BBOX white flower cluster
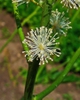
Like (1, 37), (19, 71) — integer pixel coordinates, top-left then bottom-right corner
(50, 9), (72, 35)
(22, 26), (61, 65)
(61, 0), (80, 9)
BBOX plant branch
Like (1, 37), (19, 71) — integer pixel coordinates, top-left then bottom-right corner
(35, 47), (80, 100)
(0, 29), (17, 53)
(21, 6), (40, 26)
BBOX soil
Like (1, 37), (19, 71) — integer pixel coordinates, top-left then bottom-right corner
(0, 10), (80, 100)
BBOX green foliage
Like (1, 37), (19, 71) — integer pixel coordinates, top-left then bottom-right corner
(55, 32), (80, 72)
(63, 93), (73, 100)
(0, 0), (13, 12)
(0, 0), (80, 83)
(51, 2), (80, 72)
(0, 0), (41, 27)
(18, 3), (41, 27)
(36, 70), (80, 84)
(20, 67), (80, 84)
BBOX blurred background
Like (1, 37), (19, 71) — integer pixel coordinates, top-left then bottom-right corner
(0, 0), (80, 100)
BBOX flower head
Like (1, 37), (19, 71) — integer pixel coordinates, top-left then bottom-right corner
(50, 9), (72, 35)
(22, 26), (61, 65)
(61, 0), (80, 9)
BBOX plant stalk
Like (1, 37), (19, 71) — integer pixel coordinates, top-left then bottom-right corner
(12, 1), (28, 51)
(24, 59), (40, 100)
(11, 1), (40, 100)
(34, 47), (80, 100)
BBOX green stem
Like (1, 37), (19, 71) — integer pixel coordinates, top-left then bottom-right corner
(12, 1), (28, 51)
(24, 59), (40, 100)
(0, 29), (17, 53)
(18, 27), (28, 51)
(34, 48), (80, 100)
(36, 65), (45, 82)
(21, 6), (40, 26)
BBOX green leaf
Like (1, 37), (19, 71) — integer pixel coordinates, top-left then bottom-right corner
(63, 74), (80, 83)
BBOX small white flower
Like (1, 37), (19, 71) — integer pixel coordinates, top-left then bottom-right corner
(12, 0), (28, 5)
(12, 0), (24, 3)
(50, 9), (72, 35)
(22, 26), (61, 65)
(61, 0), (80, 9)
